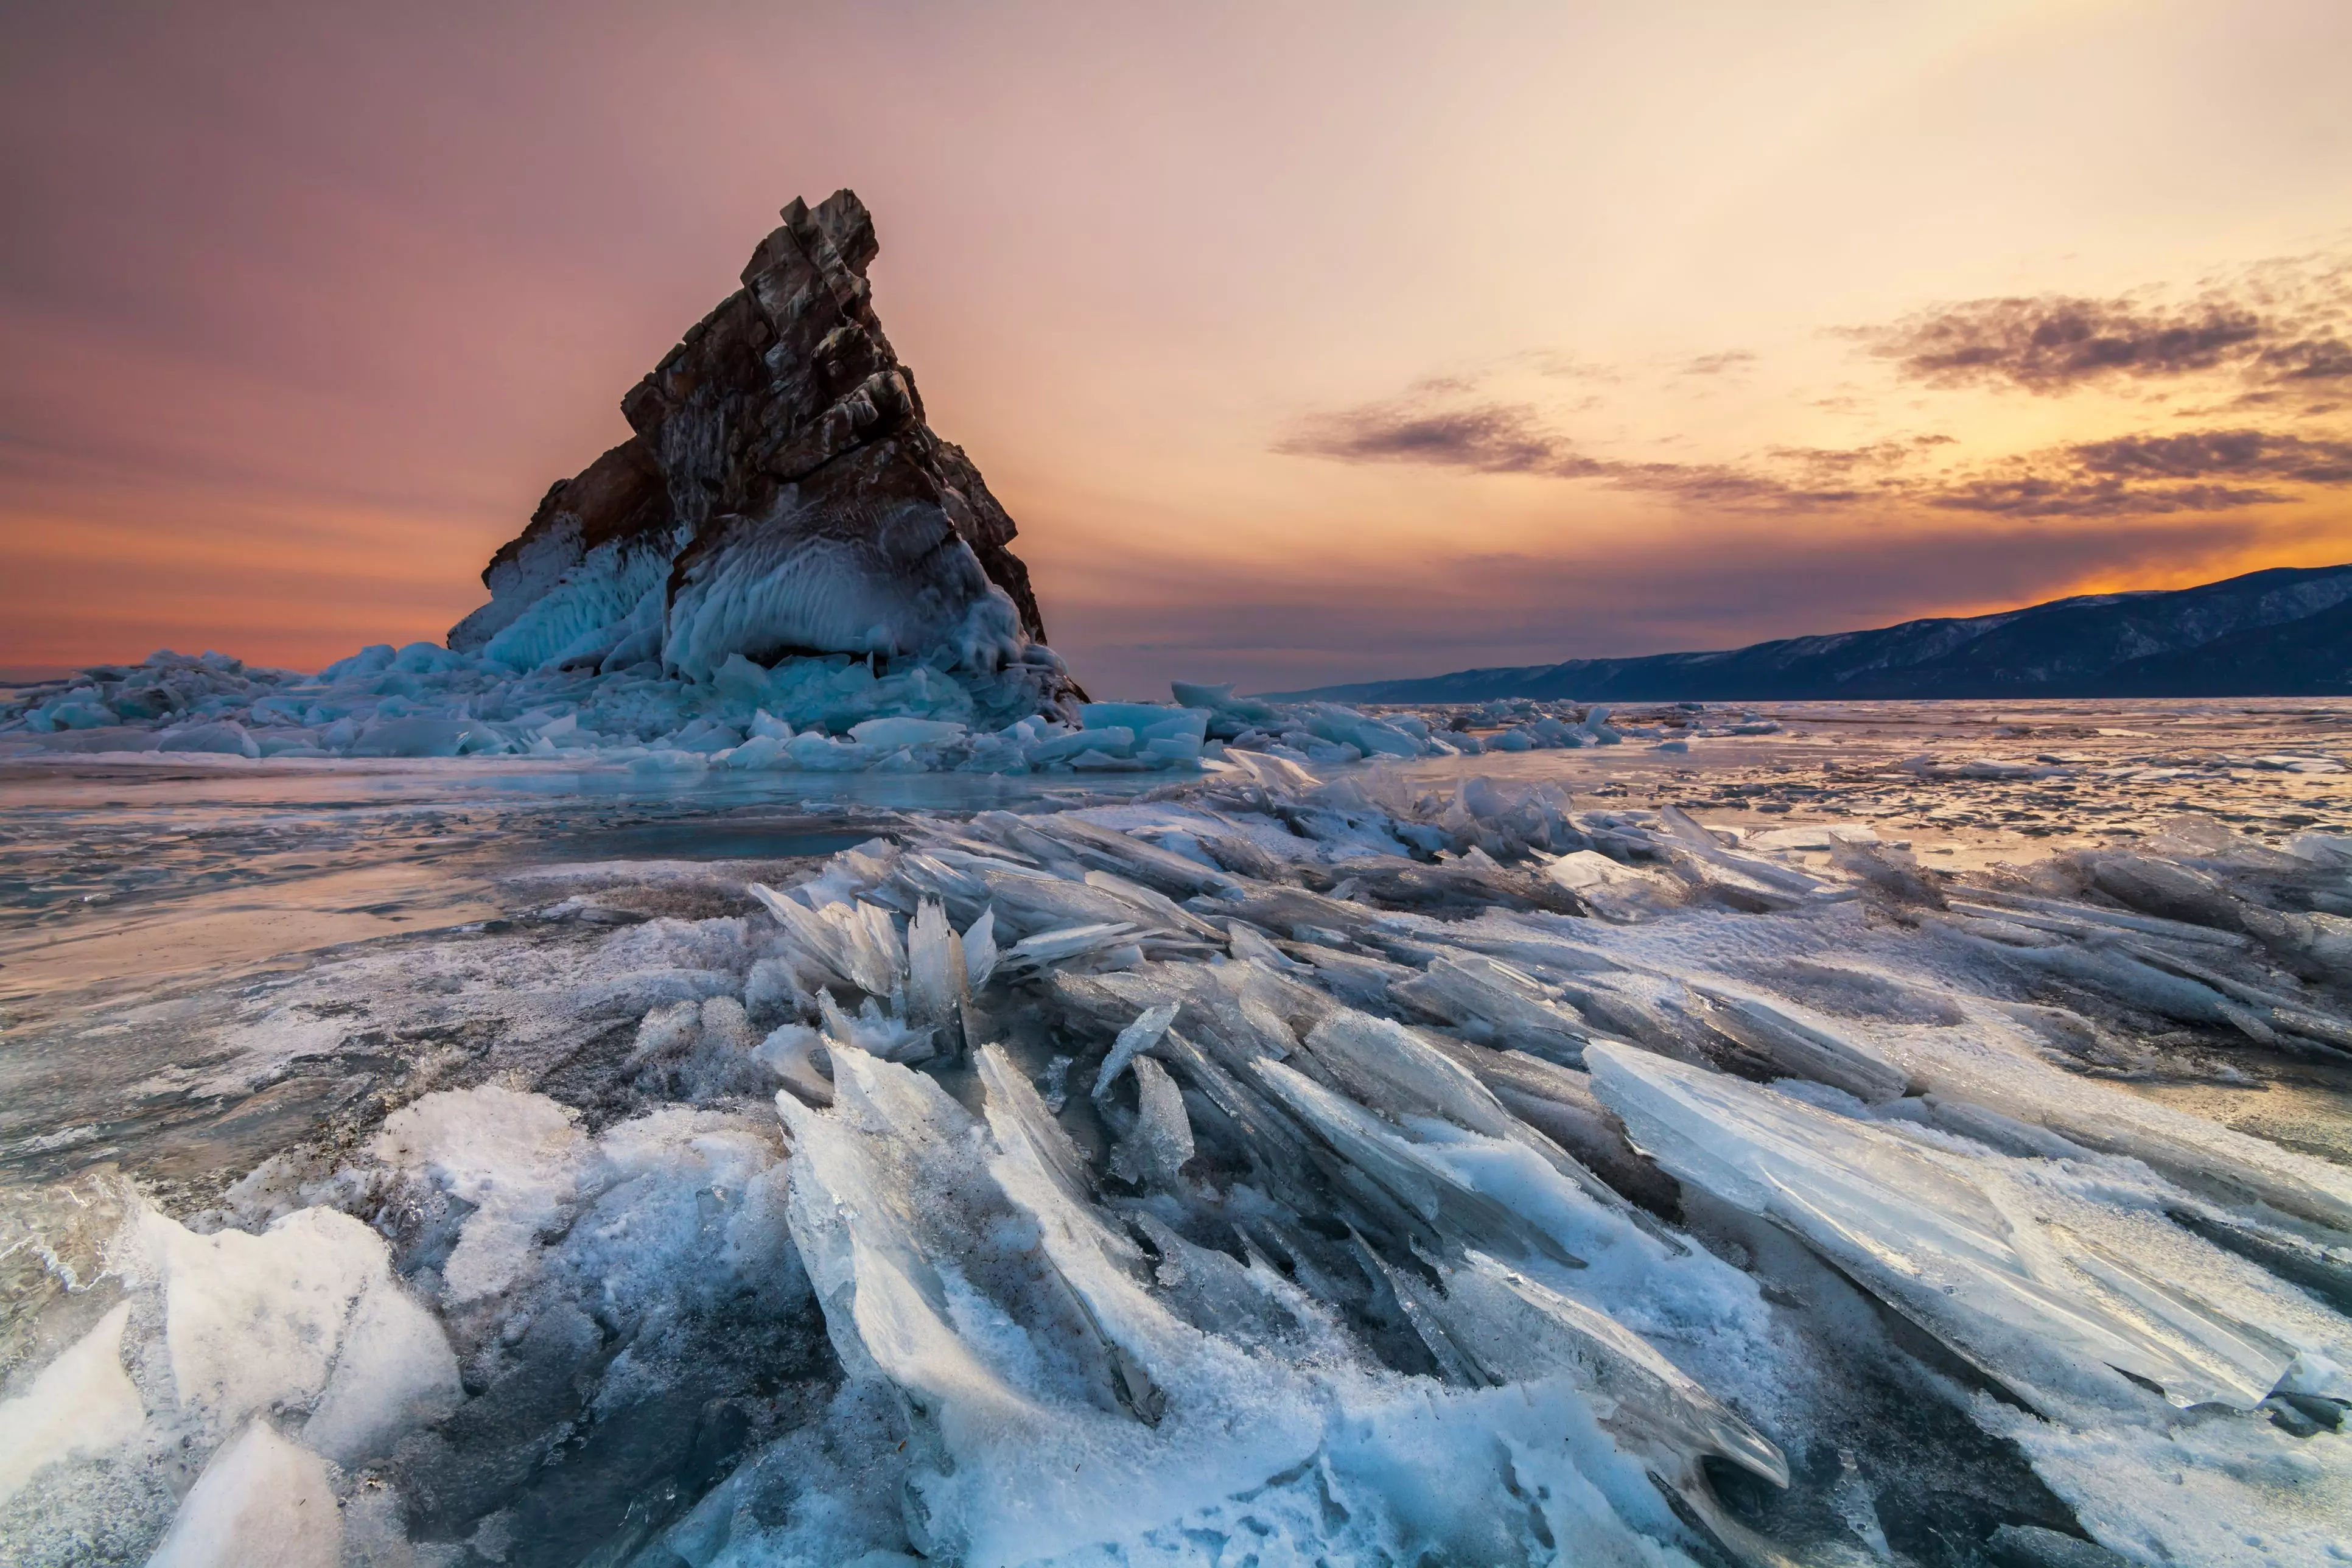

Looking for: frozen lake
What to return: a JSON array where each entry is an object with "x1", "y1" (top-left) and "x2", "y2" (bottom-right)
[{"x1": 4, "y1": 697, "x2": 2351, "y2": 1567}]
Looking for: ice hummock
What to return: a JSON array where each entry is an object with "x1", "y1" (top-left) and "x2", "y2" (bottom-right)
[
  {"x1": 0, "y1": 643, "x2": 1092, "y2": 772},
  {"x1": 0, "y1": 643, "x2": 1715, "y2": 777}
]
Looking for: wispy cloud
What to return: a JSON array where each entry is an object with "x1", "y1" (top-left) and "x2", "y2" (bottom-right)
[
  {"x1": 1850, "y1": 251, "x2": 2352, "y2": 396},
  {"x1": 2260, "y1": 336, "x2": 2352, "y2": 382},
  {"x1": 1859, "y1": 296, "x2": 2265, "y2": 390},
  {"x1": 1279, "y1": 397, "x2": 1950, "y2": 509},
  {"x1": 1518, "y1": 351, "x2": 1622, "y2": 382},
  {"x1": 1281, "y1": 243, "x2": 2352, "y2": 531},
  {"x1": 1275, "y1": 397, "x2": 1943, "y2": 508},
  {"x1": 1931, "y1": 429, "x2": 2352, "y2": 517},
  {"x1": 1279, "y1": 388, "x2": 2352, "y2": 522},
  {"x1": 2076, "y1": 429, "x2": 2352, "y2": 483},
  {"x1": 1274, "y1": 402, "x2": 1567, "y2": 474}
]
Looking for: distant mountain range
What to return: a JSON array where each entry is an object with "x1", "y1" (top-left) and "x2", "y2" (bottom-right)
[{"x1": 1262, "y1": 563, "x2": 2352, "y2": 704}]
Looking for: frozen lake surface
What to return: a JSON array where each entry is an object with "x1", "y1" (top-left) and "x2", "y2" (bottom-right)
[{"x1": 4, "y1": 698, "x2": 2351, "y2": 1567}]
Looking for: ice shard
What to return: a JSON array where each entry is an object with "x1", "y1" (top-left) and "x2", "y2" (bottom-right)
[
  {"x1": 1092, "y1": 1003, "x2": 1180, "y2": 1097},
  {"x1": 1113, "y1": 1055, "x2": 1197, "y2": 1187},
  {"x1": 1886, "y1": 1009, "x2": 2352, "y2": 1234},
  {"x1": 1690, "y1": 984, "x2": 1912, "y2": 1104},
  {"x1": 1424, "y1": 1248, "x2": 1788, "y2": 1489},
  {"x1": 1254, "y1": 1059, "x2": 1590, "y2": 1270},
  {"x1": 1586, "y1": 1043, "x2": 2308, "y2": 1411},
  {"x1": 1390, "y1": 950, "x2": 1597, "y2": 1063},
  {"x1": 903, "y1": 897, "x2": 970, "y2": 1054}
]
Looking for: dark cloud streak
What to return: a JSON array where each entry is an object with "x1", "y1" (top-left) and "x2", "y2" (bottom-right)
[
  {"x1": 2264, "y1": 337, "x2": 2352, "y2": 381},
  {"x1": 1931, "y1": 429, "x2": 2352, "y2": 517},
  {"x1": 1274, "y1": 399, "x2": 1930, "y2": 510},
  {"x1": 2076, "y1": 429, "x2": 2352, "y2": 484},
  {"x1": 1274, "y1": 402, "x2": 1569, "y2": 474}
]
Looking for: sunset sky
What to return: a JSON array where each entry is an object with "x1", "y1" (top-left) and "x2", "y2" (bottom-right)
[{"x1": 4, "y1": 1, "x2": 2348, "y2": 696}]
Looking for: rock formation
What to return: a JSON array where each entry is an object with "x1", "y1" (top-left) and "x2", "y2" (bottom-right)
[{"x1": 448, "y1": 190, "x2": 1068, "y2": 691}]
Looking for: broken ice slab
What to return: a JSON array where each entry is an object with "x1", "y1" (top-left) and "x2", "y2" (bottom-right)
[
  {"x1": 777, "y1": 1045, "x2": 1017, "y2": 1396},
  {"x1": 1948, "y1": 887, "x2": 2257, "y2": 950},
  {"x1": 1444, "y1": 1046, "x2": 1685, "y2": 1218},
  {"x1": 968, "y1": 810, "x2": 1240, "y2": 899},
  {"x1": 1389, "y1": 951, "x2": 1595, "y2": 1063},
  {"x1": 1218, "y1": 747, "x2": 1324, "y2": 791},
  {"x1": 1743, "y1": 824, "x2": 1882, "y2": 852},
  {"x1": 903, "y1": 898, "x2": 970, "y2": 1049},
  {"x1": 1080, "y1": 702, "x2": 1209, "y2": 752},
  {"x1": 1293, "y1": 1009, "x2": 1523, "y2": 1140},
  {"x1": 962, "y1": 905, "x2": 1000, "y2": 989},
  {"x1": 144, "y1": 1420, "x2": 343, "y2": 1568},
  {"x1": 848, "y1": 716, "x2": 967, "y2": 749},
  {"x1": 774, "y1": 1042, "x2": 1076, "y2": 1558},
  {"x1": 1112, "y1": 1055, "x2": 1196, "y2": 1187},
  {"x1": 755, "y1": 1023, "x2": 835, "y2": 1105},
  {"x1": 780, "y1": 1043, "x2": 1340, "y2": 1563},
  {"x1": 1092, "y1": 1003, "x2": 1180, "y2": 1097},
  {"x1": 1362, "y1": 1247, "x2": 1794, "y2": 1561},
  {"x1": 1586, "y1": 1043, "x2": 2303, "y2": 1412},
  {"x1": 746, "y1": 884, "x2": 906, "y2": 999},
  {"x1": 975, "y1": 1045, "x2": 1166, "y2": 1423},
  {"x1": 1169, "y1": 681, "x2": 1278, "y2": 728},
  {"x1": 819, "y1": 989, "x2": 936, "y2": 1064},
  {"x1": 1426, "y1": 1248, "x2": 1789, "y2": 1490},
  {"x1": 1878, "y1": 1013, "x2": 2352, "y2": 1235},
  {"x1": 1652, "y1": 806, "x2": 1836, "y2": 899},
  {"x1": 1253, "y1": 1058, "x2": 1589, "y2": 1270},
  {"x1": 0, "y1": 1303, "x2": 141, "y2": 1507},
  {"x1": 1689, "y1": 984, "x2": 1912, "y2": 1104},
  {"x1": 1287, "y1": 943, "x2": 1410, "y2": 1008},
  {"x1": 971, "y1": 865, "x2": 1186, "y2": 944},
  {"x1": 1537, "y1": 850, "x2": 1689, "y2": 921},
  {"x1": 999, "y1": 921, "x2": 1140, "y2": 973},
  {"x1": 1285, "y1": 1006, "x2": 1640, "y2": 1223}
]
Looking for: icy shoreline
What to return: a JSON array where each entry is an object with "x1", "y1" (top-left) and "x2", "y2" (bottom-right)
[{"x1": 4, "y1": 740, "x2": 2351, "y2": 1566}]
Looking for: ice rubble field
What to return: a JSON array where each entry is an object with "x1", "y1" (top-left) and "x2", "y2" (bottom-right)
[
  {"x1": 0, "y1": 646, "x2": 1762, "y2": 774},
  {"x1": 5, "y1": 743, "x2": 2352, "y2": 1566}
]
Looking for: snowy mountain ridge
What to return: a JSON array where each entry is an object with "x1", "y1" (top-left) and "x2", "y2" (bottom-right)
[{"x1": 1270, "y1": 561, "x2": 2352, "y2": 704}]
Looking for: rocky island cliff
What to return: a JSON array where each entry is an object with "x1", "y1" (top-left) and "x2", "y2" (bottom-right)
[{"x1": 447, "y1": 189, "x2": 1070, "y2": 696}]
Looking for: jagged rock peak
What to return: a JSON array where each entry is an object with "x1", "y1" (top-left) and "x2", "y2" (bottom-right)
[{"x1": 448, "y1": 189, "x2": 1066, "y2": 693}]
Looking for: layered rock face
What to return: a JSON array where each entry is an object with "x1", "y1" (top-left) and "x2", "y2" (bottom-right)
[{"x1": 449, "y1": 191, "x2": 1061, "y2": 688}]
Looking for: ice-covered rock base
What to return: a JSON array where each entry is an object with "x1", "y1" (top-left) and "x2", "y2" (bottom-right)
[{"x1": 1, "y1": 644, "x2": 1096, "y2": 772}]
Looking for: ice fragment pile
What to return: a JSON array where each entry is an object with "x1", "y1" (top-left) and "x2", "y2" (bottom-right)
[{"x1": 7, "y1": 766, "x2": 2352, "y2": 1566}]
